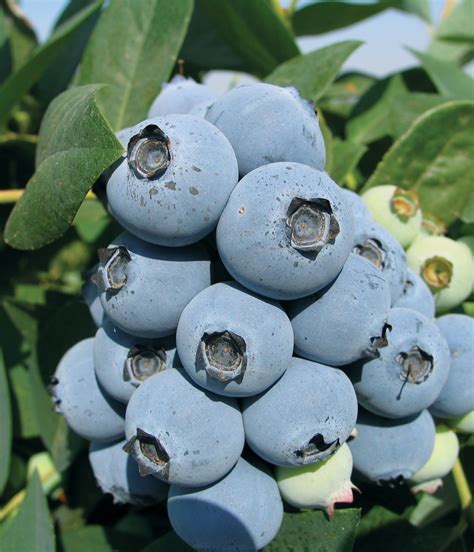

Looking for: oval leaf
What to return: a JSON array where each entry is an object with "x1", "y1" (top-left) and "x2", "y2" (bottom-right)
[
  {"x1": 0, "y1": 347, "x2": 11, "y2": 494},
  {"x1": 77, "y1": 0, "x2": 194, "y2": 131},
  {"x1": 4, "y1": 84, "x2": 124, "y2": 250},
  {"x1": 363, "y1": 101, "x2": 474, "y2": 224},
  {"x1": 266, "y1": 40, "x2": 362, "y2": 102},
  {"x1": 0, "y1": 472, "x2": 55, "y2": 552},
  {"x1": 0, "y1": 2, "x2": 102, "y2": 129}
]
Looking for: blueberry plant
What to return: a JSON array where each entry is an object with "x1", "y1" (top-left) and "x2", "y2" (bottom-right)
[{"x1": 0, "y1": 0, "x2": 473, "y2": 550}]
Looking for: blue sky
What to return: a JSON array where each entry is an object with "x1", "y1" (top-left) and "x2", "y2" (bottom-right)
[{"x1": 21, "y1": 0, "x2": 448, "y2": 77}]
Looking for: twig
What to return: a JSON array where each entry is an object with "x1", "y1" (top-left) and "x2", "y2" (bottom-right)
[{"x1": 0, "y1": 189, "x2": 96, "y2": 204}]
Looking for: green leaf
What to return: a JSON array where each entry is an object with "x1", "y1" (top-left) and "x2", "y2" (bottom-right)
[
  {"x1": 8, "y1": 364, "x2": 39, "y2": 438},
  {"x1": 319, "y1": 72, "x2": 376, "y2": 118},
  {"x1": 73, "y1": 198, "x2": 110, "y2": 243},
  {"x1": 409, "y1": 474, "x2": 458, "y2": 528},
  {"x1": 142, "y1": 531, "x2": 193, "y2": 551},
  {"x1": 0, "y1": 9, "x2": 11, "y2": 84},
  {"x1": 387, "y1": 92, "x2": 448, "y2": 138},
  {"x1": 0, "y1": 1, "x2": 37, "y2": 71},
  {"x1": 35, "y1": 0, "x2": 103, "y2": 107},
  {"x1": 266, "y1": 509, "x2": 361, "y2": 551},
  {"x1": 437, "y1": 1, "x2": 474, "y2": 44},
  {"x1": 4, "y1": 84, "x2": 124, "y2": 250},
  {"x1": 198, "y1": 0, "x2": 299, "y2": 76},
  {"x1": 77, "y1": 0, "x2": 194, "y2": 130},
  {"x1": 394, "y1": 0, "x2": 431, "y2": 22},
  {"x1": 266, "y1": 41, "x2": 362, "y2": 102},
  {"x1": 329, "y1": 139, "x2": 367, "y2": 183},
  {"x1": 347, "y1": 75, "x2": 407, "y2": 144},
  {"x1": 410, "y1": 49, "x2": 474, "y2": 100},
  {"x1": 0, "y1": 347, "x2": 11, "y2": 494},
  {"x1": 293, "y1": 2, "x2": 388, "y2": 36},
  {"x1": 461, "y1": 193, "x2": 474, "y2": 223},
  {"x1": 0, "y1": 2, "x2": 102, "y2": 130},
  {"x1": 0, "y1": 472, "x2": 55, "y2": 552},
  {"x1": 61, "y1": 525, "x2": 148, "y2": 552},
  {"x1": 363, "y1": 101, "x2": 474, "y2": 225}
]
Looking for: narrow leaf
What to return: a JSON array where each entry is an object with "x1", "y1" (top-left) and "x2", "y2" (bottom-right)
[
  {"x1": 0, "y1": 472, "x2": 55, "y2": 552},
  {"x1": 198, "y1": 0, "x2": 299, "y2": 76},
  {"x1": 266, "y1": 40, "x2": 362, "y2": 102},
  {"x1": 0, "y1": 347, "x2": 11, "y2": 494},
  {"x1": 347, "y1": 75, "x2": 406, "y2": 144},
  {"x1": 363, "y1": 101, "x2": 474, "y2": 224},
  {"x1": 293, "y1": 2, "x2": 388, "y2": 36},
  {"x1": 329, "y1": 139, "x2": 367, "y2": 183},
  {"x1": 437, "y1": 0, "x2": 474, "y2": 44},
  {"x1": 77, "y1": 0, "x2": 194, "y2": 130},
  {"x1": 0, "y1": 2, "x2": 101, "y2": 129},
  {"x1": 410, "y1": 49, "x2": 474, "y2": 100},
  {"x1": 4, "y1": 85, "x2": 124, "y2": 250},
  {"x1": 319, "y1": 72, "x2": 376, "y2": 118},
  {"x1": 0, "y1": 0, "x2": 37, "y2": 70},
  {"x1": 388, "y1": 92, "x2": 448, "y2": 138}
]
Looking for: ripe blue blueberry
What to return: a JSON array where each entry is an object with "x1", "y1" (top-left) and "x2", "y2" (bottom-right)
[
  {"x1": 430, "y1": 314, "x2": 474, "y2": 418},
  {"x1": 217, "y1": 163, "x2": 354, "y2": 300},
  {"x1": 176, "y1": 281, "x2": 294, "y2": 397},
  {"x1": 92, "y1": 231, "x2": 211, "y2": 338},
  {"x1": 168, "y1": 457, "x2": 283, "y2": 552},
  {"x1": 352, "y1": 221, "x2": 407, "y2": 303},
  {"x1": 349, "y1": 307, "x2": 450, "y2": 419},
  {"x1": 392, "y1": 268, "x2": 435, "y2": 319},
  {"x1": 340, "y1": 188, "x2": 373, "y2": 230},
  {"x1": 206, "y1": 83, "x2": 325, "y2": 176},
  {"x1": 89, "y1": 439, "x2": 169, "y2": 505},
  {"x1": 148, "y1": 75, "x2": 218, "y2": 117},
  {"x1": 94, "y1": 317, "x2": 180, "y2": 403},
  {"x1": 50, "y1": 338, "x2": 125, "y2": 442},
  {"x1": 124, "y1": 368, "x2": 245, "y2": 487},
  {"x1": 349, "y1": 408, "x2": 436, "y2": 485},
  {"x1": 242, "y1": 357, "x2": 358, "y2": 467},
  {"x1": 82, "y1": 265, "x2": 104, "y2": 327},
  {"x1": 106, "y1": 115, "x2": 238, "y2": 247},
  {"x1": 287, "y1": 253, "x2": 391, "y2": 366}
]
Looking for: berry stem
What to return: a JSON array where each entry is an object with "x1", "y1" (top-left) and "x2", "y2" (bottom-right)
[
  {"x1": 0, "y1": 132, "x2": 38, "y2": 145},
  {"x1": 452, "y1": 458, "x2": 474, "y2": 528},
  {"x1": 0, "y1": 189, "x2": 97, "y2": 204}
]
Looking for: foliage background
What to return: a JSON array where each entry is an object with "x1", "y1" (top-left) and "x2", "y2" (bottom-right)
[{"x1": 0, "y1": 0, "x2": 473, "y2": 550}]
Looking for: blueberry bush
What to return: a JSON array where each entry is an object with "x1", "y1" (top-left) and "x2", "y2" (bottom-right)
[{"x1": 0, "y1": 1, "x2": 473, "y2": 550}]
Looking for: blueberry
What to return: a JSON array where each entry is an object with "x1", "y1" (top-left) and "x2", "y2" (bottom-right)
[
  {"x1": 148, "y1": 75, "x2": 218, "y2": 117},
  {"x1": 168, "y1": 457, "x2": 283, "y2": 552},
  {"x1": 406, "y1": 236, "x2": 473, "y2": 312},
  {"x1": 362, "y1": 185, "x2": 422, "y2": 247},
  {"x1": 430, "y1": 314, "x2": 474, "y2": 418},
  {"x1": 392, "y1": 268, "x2": 435, "y2": 319},
  {"x1": 340, "y1": 188, "x2": 373, "y2": 230},
  {"x1": 82, "y1": 265, "x2": 104, "y2": 327},
  {"x1": 188, "y1": 99, "x2": 214, "y2": 118},
  {"x1": 50, "y1": 338, "x2": 125, "y2": 442},
  {"x1": 124, "y1": 368, "x2": 245, "y2": 487},
  {"x1": 106, "y1": 115, "x2": 238, "y2": 247},
  {"x1": 206, "y1": 83, "x2": 325, "y2": 176},
  {"x1": 89, "y1": 439, "x2": 169, "y2": 505},
  {"x1": 242, "y1": 357, "x2": 358, "y2": 467},
  {"x1": 276, "y1": 443, "x2": 357, "y2": 517},
  {"x1": 409, "y1": 425, "x2": 459, "y2": 494},
  {"x1": 287, "y1": 253, "x2": 391, "y2": 366},
  {"x1": 176, "y1": 281, "x2": 294, "y2": 397},
  {"x1": 352, "y1": 221, "x2": 407, "y2": 303},
  {"x1": 349, "y1": 409, "x2": 435, "y2": 485},
  {"x1": 217, "y1": 163, "x2": 354, "y2": 300},
  {"x1": 349, "y1": 307, "x2": 450, "y2": 419},
  {"x1": 92, "y1": 231, "x2": 211, "y2": 338},
  {"x1": 94, "y1": 317, "x2": 180, "y2": 403}
]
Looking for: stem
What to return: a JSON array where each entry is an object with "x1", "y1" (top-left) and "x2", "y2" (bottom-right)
[
  {"x1": 441, "y1": 0, "x2": 457, "y2": 21},
  {"x1": 0, "y1": 132, "x2": 38, "y2": 145},
  {"x1": 452, "y1": 458, "x2": 474, "y2": 527},
  {"x1": 0, "y1": 490, "x2": 25, "y2": 521},
  {"x1": 287, "y1": 0, "x2": 298, "y2": 18},
  {"x1": 0, "y1": 189, "x2": 97, "y2": 204}
]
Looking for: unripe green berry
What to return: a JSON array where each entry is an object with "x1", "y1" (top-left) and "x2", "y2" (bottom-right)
[
  {"x1": 458, "y1": 237, "x2": 474, "y2": 292},
  {"x1": 449, "y1": 410, "x2": 474, "y2": 434},
  {"x1": 275, "y1": 443, "x2": 357, "y2": 517},
  {"x1": 410, "y1": 425, "x2": 459, "y2": 494},
  {"x1": 362, "y1": 185, "x2": 422, "y2": 247},
  {"x1": 406, "y1": 236, "x2": 473, "y2": 312}
]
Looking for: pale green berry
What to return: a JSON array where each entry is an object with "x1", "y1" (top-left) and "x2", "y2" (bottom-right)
[
  {"x1": 406, "y1": 236, "x2": 473, "y2": 312},
  {"x1": 275, "y1": 443, "x2": 357, "y2": 517},
  {"x1": 449, "y1": 410, "x2": 474, "y2": 434},
  {"x1": 27, "y1": 452, "x2": 61, "y2": 495},
  {"x1": 362, "y1": 185, "x2": 422, "y2": 248},
  {"x1": 409, "y1": 425, "x2": 459, "y2": 494},
  {"x1": 458, "y1": 236, "x2": 474, "y2": 292}
]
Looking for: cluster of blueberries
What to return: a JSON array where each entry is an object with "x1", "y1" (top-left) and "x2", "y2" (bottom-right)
[{"x1": 51, "y1": 78, "x2": 474, "y2": 551}]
